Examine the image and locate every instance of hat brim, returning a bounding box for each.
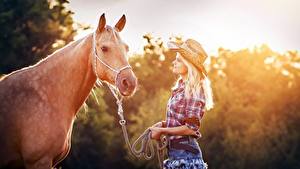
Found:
[182,51,207,78]
[167,41,181,51]
[198,65,207,78]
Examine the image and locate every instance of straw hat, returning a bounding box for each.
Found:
[168,39,208,77]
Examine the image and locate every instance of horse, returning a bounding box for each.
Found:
[0,13,137,169]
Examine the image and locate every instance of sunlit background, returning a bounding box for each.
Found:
[68,0,300,54]
[0,0,300,169]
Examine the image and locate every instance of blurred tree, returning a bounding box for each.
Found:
[0,0,78,74]
[203,46,300,169]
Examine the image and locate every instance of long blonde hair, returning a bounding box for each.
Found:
[179,56,214,111]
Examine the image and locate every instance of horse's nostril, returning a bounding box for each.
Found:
[122,79,129,88]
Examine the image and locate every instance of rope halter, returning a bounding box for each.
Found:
[92,31,132,86]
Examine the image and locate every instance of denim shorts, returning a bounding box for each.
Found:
[163,138,208,169]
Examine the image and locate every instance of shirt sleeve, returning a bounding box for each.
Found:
[183,97,205,131]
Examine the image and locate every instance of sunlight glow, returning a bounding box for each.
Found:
[69,0,300,54]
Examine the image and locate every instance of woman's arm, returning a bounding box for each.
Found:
[161,126,197,136]
[151,120,166,128]
[150,126,198,140]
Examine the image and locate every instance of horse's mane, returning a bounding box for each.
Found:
[0,35,90,82]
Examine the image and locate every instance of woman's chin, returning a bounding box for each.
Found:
[173,70,180,75]
[172,69,177,74]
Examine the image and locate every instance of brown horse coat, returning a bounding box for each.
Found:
[0,14,137,169]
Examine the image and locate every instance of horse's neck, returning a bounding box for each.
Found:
[32,33,97,114]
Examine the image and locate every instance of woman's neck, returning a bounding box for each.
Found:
[180,74,187,81]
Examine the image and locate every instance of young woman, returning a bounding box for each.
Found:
[150,39,214,169]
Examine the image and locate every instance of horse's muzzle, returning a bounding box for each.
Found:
[117,70,137,97]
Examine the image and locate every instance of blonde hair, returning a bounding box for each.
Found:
[179,56,214,111]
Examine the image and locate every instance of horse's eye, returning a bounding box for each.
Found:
[101,46,108,52]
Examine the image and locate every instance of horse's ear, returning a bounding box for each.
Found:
[114,14,126,32]
[97,13,106,33]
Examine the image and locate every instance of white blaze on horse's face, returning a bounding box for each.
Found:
[94,14,137,96]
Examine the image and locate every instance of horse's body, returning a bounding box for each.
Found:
[0,14,137,169]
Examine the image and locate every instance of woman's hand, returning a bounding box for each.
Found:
[193,130,202,138]
[149,127,163,141]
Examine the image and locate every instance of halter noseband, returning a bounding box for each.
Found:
[92,31,132,85]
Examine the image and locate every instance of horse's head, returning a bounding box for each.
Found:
[92,14,137,96]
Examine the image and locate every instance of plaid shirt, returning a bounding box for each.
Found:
[166,79,205,140]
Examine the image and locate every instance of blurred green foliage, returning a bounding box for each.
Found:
[0,0,77,74]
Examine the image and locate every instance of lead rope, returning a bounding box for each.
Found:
[107,84,168,169]
[92,31,167,168]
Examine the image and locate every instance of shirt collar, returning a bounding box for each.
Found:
[172,78,185,93]
[178,78,186,87]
